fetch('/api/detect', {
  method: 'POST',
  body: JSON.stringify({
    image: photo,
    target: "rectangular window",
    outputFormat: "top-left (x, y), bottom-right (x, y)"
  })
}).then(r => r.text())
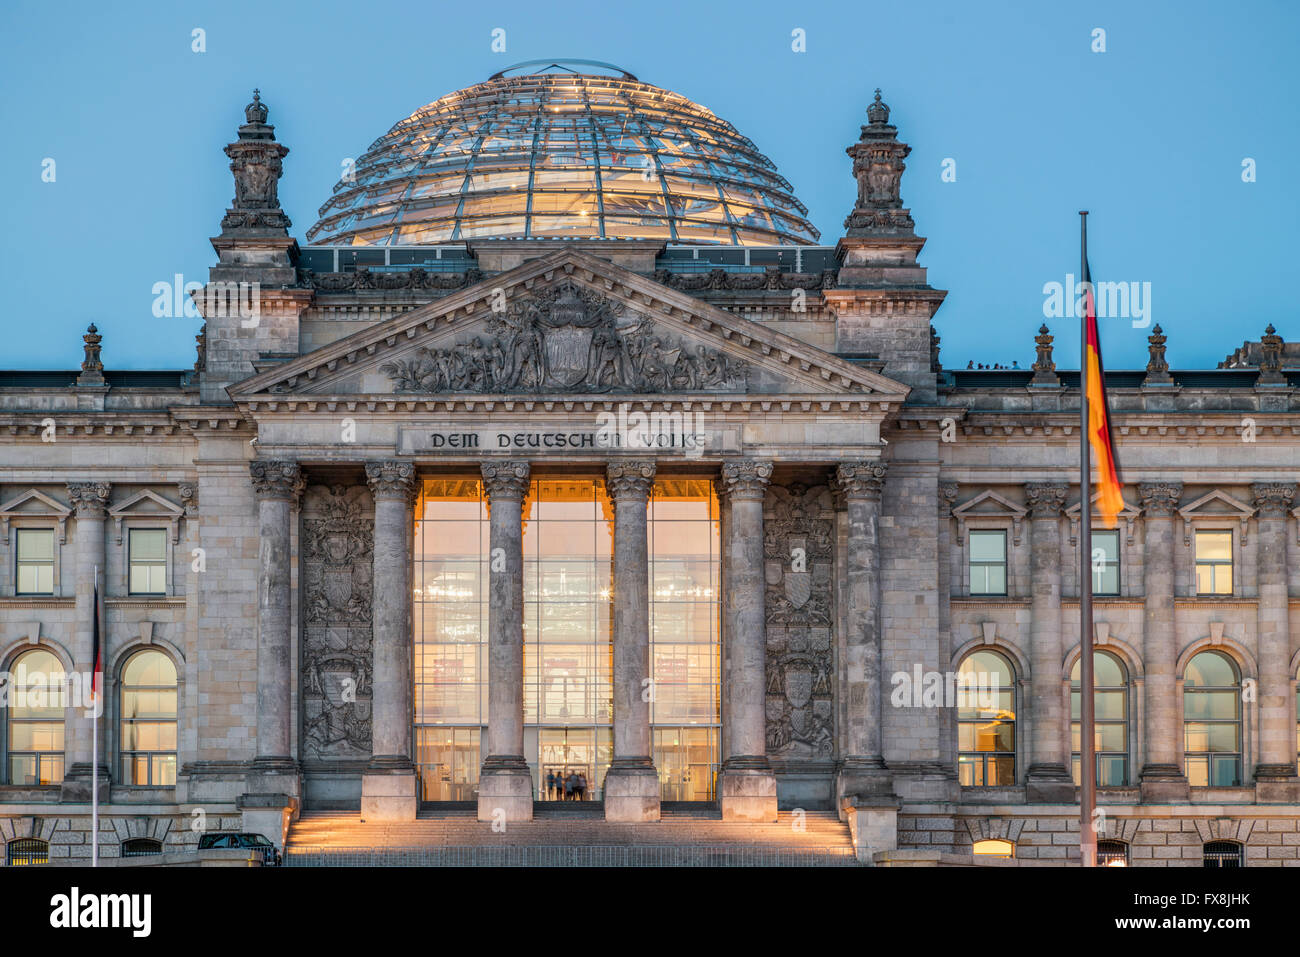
top-left (1091, 529), bottom-right (1120, 596)
top-left (968, 530), bottom-right (1007, 596)
top-left (128, 529), bottom-right (167, 595)
top-left (1194, 530), bottom-right (1233, 596)
top-left (15, 528), bottom-right (55, 595)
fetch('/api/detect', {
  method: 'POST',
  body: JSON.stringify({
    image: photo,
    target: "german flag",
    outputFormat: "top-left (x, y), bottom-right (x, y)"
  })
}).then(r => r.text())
top-left (1082, 256), bottom-right (1123, 527)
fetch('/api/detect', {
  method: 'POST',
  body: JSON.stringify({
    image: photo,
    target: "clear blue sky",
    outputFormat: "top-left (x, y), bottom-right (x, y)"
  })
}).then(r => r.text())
top-left (2, 0), bottom-right (1296, 372)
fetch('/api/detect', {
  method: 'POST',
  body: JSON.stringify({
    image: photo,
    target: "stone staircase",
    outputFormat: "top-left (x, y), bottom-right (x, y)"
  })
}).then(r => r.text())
top-left (284, 803), bottom-right (858, 866)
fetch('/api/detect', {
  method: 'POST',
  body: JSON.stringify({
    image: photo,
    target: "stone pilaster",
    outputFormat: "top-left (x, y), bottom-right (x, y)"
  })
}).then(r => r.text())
top-left (833, 461), bottom-right (893, 807)
top-left (1023, 482), bottom-right (1073, 802)
top-left (717, 460), bottom-right (778, 821)
top-left (60, 481), bottom-right (111, 803)
top-left (1138, 482), bottom-right (1189, 801)
top-left (361, 461), bottom-right (418, 821)
top-left (477, 460), bottom-right (532, 822)
top-left (1252, 482), bottom-right (1299, 800)
top-left (246, 461), bottom-right (303, 800)
top-left (604, 459), bottom-right (659, 821)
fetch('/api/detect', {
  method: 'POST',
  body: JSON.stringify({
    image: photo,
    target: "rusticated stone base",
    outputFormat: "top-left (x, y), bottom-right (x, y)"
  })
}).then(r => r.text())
top-left (361, 769), bottom-right (417, 822)
top-left (718, 767), bottom-right (778, 822)
top-left (477, 760), bottom-right (534, 822)
top-left (604, 764), bottom-right (661, 822)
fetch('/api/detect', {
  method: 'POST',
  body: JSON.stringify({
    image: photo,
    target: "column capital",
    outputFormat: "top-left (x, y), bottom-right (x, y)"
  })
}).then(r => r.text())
top-left (606, 459), bottom-right (655, 501)
top-left (1139, 481), bottom-right (1183, 515)
top-left (718, 460), bottom-right (773, 501)
top-left (66, 481), bottom-right (111, 518)
top-left (365, 460), bottom-right (417, 504)
top-left (480, 460), bottom-right (530, 500)
top-left (833, 461), bottom-right (887, 501)
top-left (250, 460), bottom-right (305, 503)
top-left (1023, 482), bottom-right (1067, 518)
top-left (939, 481), bottom-right (960, 516)
top-left (1252, 482), bottom-right (1296, 517)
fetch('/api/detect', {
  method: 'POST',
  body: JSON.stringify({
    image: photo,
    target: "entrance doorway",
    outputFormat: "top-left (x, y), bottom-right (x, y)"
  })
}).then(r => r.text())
top-left (654, 727), bottom-right (717, 801)
top-left (538, 727), bottom-right (610, 800)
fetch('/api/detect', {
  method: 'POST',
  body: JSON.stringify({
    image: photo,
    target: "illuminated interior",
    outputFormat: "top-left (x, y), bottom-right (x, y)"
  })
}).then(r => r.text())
top-left (413, 475), bottom-right (719, 802)
top-left (307, 62), bottom-right (820, 247)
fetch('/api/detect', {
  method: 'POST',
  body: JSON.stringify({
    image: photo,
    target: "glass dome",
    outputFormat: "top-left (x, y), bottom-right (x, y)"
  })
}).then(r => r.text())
top-left (306, 61), bottom-right (820, 247)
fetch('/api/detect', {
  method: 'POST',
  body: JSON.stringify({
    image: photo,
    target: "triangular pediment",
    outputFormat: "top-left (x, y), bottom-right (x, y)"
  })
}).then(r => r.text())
top-left (228, 250), bottom-right (908, 402)
top-left (0, 489), bottom-right (71, 546)
top-left (107, 490), bottom-right (185, 545)
top-left (1065, 493), bottom-right (1141, 546)
top-left (951, 490), bottom-right (1027, 546)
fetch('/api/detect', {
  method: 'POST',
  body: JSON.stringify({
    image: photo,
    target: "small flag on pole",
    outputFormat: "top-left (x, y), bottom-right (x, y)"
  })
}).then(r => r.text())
top-left (1082, 257), bottom-right (1123, 527)
top-left (90, 581), bottom-right (103, 701)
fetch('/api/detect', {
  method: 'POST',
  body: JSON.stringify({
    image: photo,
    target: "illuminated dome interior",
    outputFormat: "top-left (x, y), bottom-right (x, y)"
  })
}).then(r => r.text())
top-left (306, 60), bottom-right (820, 246)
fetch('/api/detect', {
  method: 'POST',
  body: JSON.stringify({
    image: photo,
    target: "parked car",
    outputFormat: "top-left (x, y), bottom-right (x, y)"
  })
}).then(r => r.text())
top-left (197, 832), bottom-right (282, 866)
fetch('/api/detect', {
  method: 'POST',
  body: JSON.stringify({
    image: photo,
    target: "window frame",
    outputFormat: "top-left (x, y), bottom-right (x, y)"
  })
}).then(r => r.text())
top-left (1071, 650), bottom-right (1130, 787)
top-left (1203, 840), bottom-right (1243, 868)
top-left (956, 649), bottom-right (1017, 788)
top-left (14, 526), bottom-right (57, 597)
top-left (6, 838), bottom-right (49, 865)
top-left (1183, 650), bottom-right (1242, 787)
top-left (1193, 529), bottom-right (1235, 597)
top-left (1089, 528), bottom-right (1121, 597)
top-left (117, 649), bottom-right (179, 788)
top-left (967, 528), bottom-right (1009, 597)
top-left (126, 527), bottom-right (168, 596)
top-left (4, 647), bottom-right (67, 786)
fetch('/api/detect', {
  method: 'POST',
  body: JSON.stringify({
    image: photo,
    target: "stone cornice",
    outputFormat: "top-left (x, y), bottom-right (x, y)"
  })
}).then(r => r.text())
top-left (226, 250), bottom-right (910, 402)
top-left (235, 395), bottom-right (895, 417)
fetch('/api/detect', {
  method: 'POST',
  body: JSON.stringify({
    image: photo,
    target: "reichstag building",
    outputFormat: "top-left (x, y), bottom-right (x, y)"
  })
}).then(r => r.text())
top-left (2, 61), bottom-right (1297, 866)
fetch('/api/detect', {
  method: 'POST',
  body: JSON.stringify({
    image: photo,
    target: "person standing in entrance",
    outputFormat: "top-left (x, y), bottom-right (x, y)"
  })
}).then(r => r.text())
top-left (564, 770), bottom-right (575, 801)
top-left (545, 769), bottom-right (556, 801)
top-left (576, 771), bottom-right (587, 802)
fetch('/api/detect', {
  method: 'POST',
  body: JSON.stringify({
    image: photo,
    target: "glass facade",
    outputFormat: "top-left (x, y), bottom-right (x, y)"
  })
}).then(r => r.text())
top-left (413, 475), bottom-right (720, 802)
top-left (307, 65), bottom-right (820, 247)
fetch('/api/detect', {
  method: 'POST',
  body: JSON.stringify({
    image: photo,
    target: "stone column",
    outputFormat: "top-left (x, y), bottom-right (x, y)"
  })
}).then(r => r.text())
top-left (1252, 482), bottom-right (1298, 800)
top-left (717, 461), bottom-right (778, 821)
top-left (1138, 482), bottom-right (1188, 801)
top-left (834, 461), bottom-right (894, 808)
top-left (1023, 482), bottom-right (1073, 802)
top-left (61, 481), bottom-right (111, 804)
top-left (361, 461), bottom-right (418, 821)
top-left (603, 459), bottom-right (659, 821)
top-left (477, 460), bottom-right (532, 822)
top-left (247, 461), bottom-right (303, 795)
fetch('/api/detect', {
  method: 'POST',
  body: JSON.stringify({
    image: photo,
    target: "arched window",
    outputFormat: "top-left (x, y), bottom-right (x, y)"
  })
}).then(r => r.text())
top-left (1097, 839), bottom-right (1129, 866)
top-left (1071, 651), bottom-right (1129, 786)
top-left (1184, 650), bottom-right (1241, 787)
top-left (957, 650), bottom-right (1016, 787)
top-left (6, 838), bottom-right (48, 865)
top-left (1203, 840), bottom-right (1243, 868)
top-left (119, 651), bottom-right (177, 786)
top-left (972, 839), bottom-right (1014, 859)
top-left (5, 648), bottom-right (66, 785)
top-left (121, 838), bottom-right (162, 857)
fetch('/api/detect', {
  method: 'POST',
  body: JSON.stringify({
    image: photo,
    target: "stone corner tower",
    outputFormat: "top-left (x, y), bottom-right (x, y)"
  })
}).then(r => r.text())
top-left (198, 90), bottom-right (311, 403)
top-left (822, 90), bottom-right (947, 404)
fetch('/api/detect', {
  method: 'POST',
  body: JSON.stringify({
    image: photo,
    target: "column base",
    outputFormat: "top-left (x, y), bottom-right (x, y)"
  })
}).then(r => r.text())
top-left (477, 756), bottom-right (534, 822)
top-left (604, 760), bottom-right (661, 822)
top-left (59, 763), bottom-right (110, 804)
top-left (1254, 765), bottom-right (1300, 803)
top-left (236, 792), bottom-right (300, 849)
top-left (1024, 763), bottom-right (1074, 803)
top-left (243, 756), bottom-right (302, 801)
top-left (1139, 764), bottom-right (1191, 803)
top-left (361, 756), bottom-right (417, 822)
top-left (718, 760), bottom-right (777, 822)
top-left (835, 757), bottom-right (896, 819)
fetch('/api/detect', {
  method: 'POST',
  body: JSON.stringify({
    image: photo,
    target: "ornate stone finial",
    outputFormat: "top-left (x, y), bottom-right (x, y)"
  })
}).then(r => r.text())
top-left (718, 461), bottom-right (774, 501)
top-left (834, 461), bottom-right (887, 500)
top-left (365, 461), bottom-right (417, 503)
top-left (1030, 323), bottom-right (1059, 387)
top-left (245, 89), bottom-right (268, 125)
top-left (1138, 481), bottom-right (1183, 515)
top-left (1257, 323), bottom-right (1286, 385)
top-left (1143, 323), bottom-right (1172, 385)
top-left (843, 89), bottom-right (913, 236)
top-left (194, 322), bottom-right (207, 374)
top-left (866, 88), bottom-right (890, 126)
top-left (930, 324), bottom-right (942, 372)
top-left (67, 481), bottom-right (112, 517)
top-left (221, 89), bottom-right (291, 233)
top-left (249, 461), bottom-right (305, 503)
top-left (1024, 482), bottom-right (1068, 518)
top-left (606, 459), bottom-right (656, 501)
top-left (1252, 482), bottom-right (1296, 516)
top-left (76, 323), bottom-right (105, 386)
top-left (480, 461), bottom-right (530, 499)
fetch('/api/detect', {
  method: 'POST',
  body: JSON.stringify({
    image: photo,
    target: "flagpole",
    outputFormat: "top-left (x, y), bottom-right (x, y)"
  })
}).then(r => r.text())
top-left (91, 565), bottom-right (99, 869)
top-left (1079, 211), bottom-right (1097, 868)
